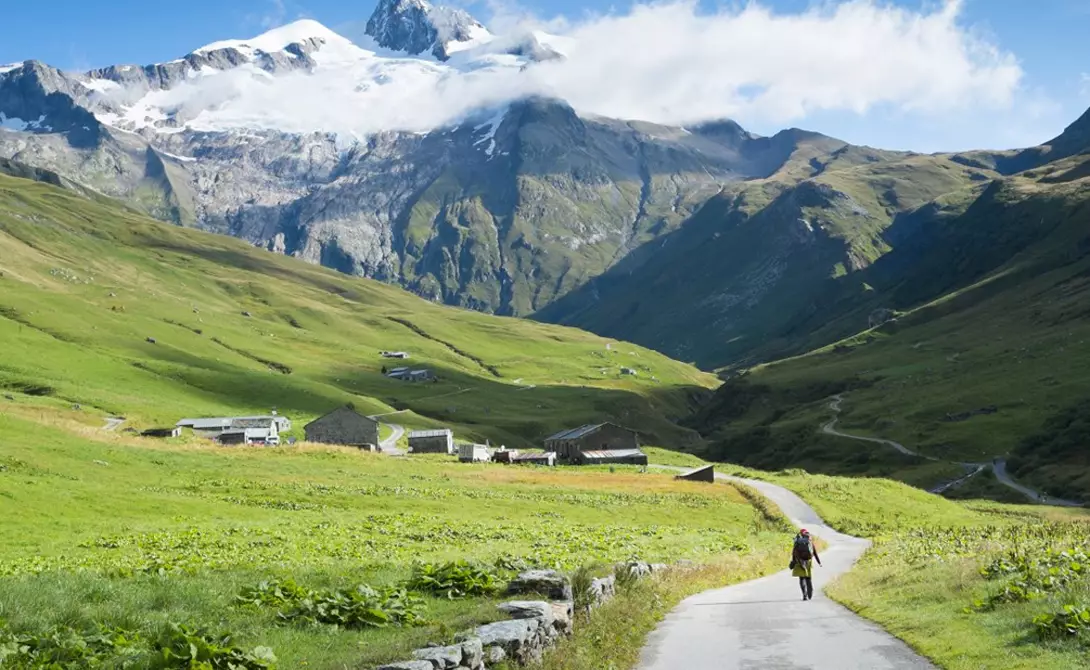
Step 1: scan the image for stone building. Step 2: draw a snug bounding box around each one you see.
[544,423,641,462]
[409,428,454,454]
[304,406,380,449]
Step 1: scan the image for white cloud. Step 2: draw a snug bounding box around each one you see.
[522,0,1023,127]
[106,0,1029,143]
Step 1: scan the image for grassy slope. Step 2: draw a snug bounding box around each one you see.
[689,157,1090,498]
[537,151,993,368]
[0,171,716,450]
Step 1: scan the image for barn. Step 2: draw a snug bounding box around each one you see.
[408,429,454,454]
[544,423,641,463]
[304,406,380,449]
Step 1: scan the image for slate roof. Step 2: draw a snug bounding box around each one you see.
[408,429,453,439]
[545,423,604,441]
[177,415,289,430]
[580,449,646,460]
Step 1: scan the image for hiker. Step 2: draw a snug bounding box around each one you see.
[790,528,822,600]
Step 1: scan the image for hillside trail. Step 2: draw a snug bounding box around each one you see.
[822,394,1081,506]
[102,417,125,431]
[639,471,934,670]
[378,422,405,455]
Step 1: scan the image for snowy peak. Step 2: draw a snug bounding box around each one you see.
[194,19,351,56]
[365,0,490,60]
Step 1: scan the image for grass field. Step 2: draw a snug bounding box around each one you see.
[0,410,790,668]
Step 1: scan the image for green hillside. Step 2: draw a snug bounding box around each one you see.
[0,169,715,448]
[686,152,1090,499]
[537,150,996,368]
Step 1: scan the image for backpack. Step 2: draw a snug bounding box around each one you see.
[793,535,812,560]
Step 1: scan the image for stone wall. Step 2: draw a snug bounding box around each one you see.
[378,564,664,670]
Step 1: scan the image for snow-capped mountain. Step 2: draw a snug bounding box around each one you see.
[364,0,491,60]
[0,2,843,316]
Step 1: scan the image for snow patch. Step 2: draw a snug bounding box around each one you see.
[81,78,121,93]
[156,149,197,163]
[0,63,21,75]
[473,106,507,157]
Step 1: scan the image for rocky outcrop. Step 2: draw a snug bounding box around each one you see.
[365,0,486,60]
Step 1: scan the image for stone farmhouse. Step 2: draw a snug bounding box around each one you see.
[544,423,647,465]
[409,429,454,454]
[176,414,290,446]
[304,406,380,450]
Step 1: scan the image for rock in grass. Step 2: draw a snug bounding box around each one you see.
[589,575,616,604]
[551,601,573,635]
[411,638,483,670]
[507,569,573,600]
[464,618,544,664]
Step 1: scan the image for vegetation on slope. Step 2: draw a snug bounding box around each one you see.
[683,152,1090,500]
[0,170,715,449]
[0,410,784,668]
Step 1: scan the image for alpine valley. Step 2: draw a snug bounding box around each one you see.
[5,0,1090,502]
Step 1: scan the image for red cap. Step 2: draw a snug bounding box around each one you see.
[799,528,809,535]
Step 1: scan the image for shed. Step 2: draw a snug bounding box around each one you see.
[511,451,557,466]
[578,449,648,466]
[217,427,279,446]
[142,427,182,438]
[381,351,410,359]
[492,449,519,464]
[544,423,640,462]
[675,464,715,483]
[458,443,492,463]
[409,429,454,454]
[304,406,380,449]
[177,415,291,437]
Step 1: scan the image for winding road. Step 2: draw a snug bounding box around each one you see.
[379,422,405,455]
[822,395,1080,506]
[639,472,935,670]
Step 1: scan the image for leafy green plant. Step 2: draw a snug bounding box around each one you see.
[1033,605,1090,641]
[155,623,277,669]
[406,560,499,599]
[237,579,426,629]
[0,623,145,668]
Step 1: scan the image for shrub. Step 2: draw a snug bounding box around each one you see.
[1033,605,1090,641]
[406,560,499,599]
[237,579,426,629]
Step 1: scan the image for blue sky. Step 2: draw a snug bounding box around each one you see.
[1,0,1087,151]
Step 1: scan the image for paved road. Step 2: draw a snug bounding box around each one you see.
[378,422,405,455]
[992,458,1081,507]
[822,395,921,458]
[822,395,1080,506]
[638,473,935,670]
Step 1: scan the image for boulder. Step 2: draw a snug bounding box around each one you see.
[550,601,573,635]
[411,638,483,670]
[589,575,616,605]
[466,617,545,665]
[507,569,573,600]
